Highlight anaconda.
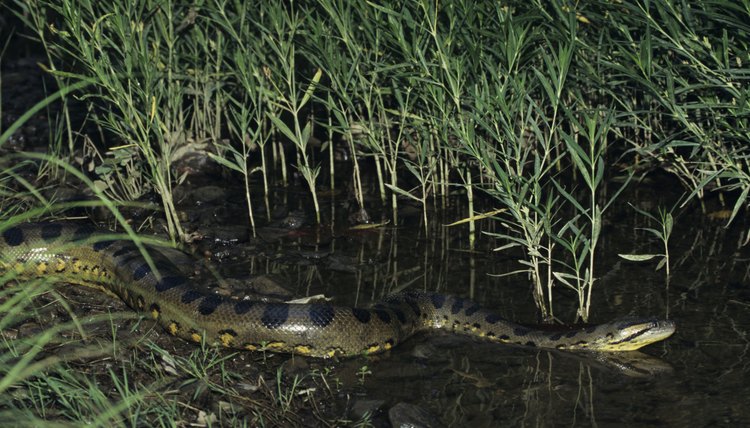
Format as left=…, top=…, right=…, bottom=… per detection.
left=0, top=223, right=676, bottom=357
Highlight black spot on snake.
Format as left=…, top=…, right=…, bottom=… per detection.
left=41, top=224, right=63, bottom=241
left=485, top=313, right=503, bottom=324
left=132, top=263, right=152, bottom=281
left=430, top=294, right=446, bottom=309
left=112, top=246, right=136, bottom=258
left=565, top=331, right=579, bottom=338
left=352, top=308, right=371, bottom=323
left=404, top=296, right=421, bottom=317
left=393, top=308, right=406, bottom=324
left=309, top=304, right=335, bottom=328
left=2, top=227, right=23, bottom=247
left=465, top=303, right=481, bottom=316
left=375, top=309, right=391, bottom=324
left=198, top=294, right=222, bottom=316
left=180, top=289, right=204, bottom=304
left=451, top=298, right=465, bottom=315
left=513, top=327, right=530, bottom=336
left=261, top=304, right=289, bottom=329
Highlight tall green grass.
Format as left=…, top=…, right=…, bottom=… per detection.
left=0, top=76, right=320, bottom=426
left=9, top=0, right=750, bottom=320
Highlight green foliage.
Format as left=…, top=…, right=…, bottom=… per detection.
left=3, top=2, right=741, bottom=424
left=9, top=0, right=750, bottom=317
left=619, top=204, right=676, bottom=278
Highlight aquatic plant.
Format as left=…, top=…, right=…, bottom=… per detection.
left=9, top=0, right=749, bottom=319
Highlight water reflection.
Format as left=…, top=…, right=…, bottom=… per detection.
left=190, top=183, right=750, bottom=426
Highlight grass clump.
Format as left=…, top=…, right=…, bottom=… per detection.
left=8, top=0, right=750, bottom=317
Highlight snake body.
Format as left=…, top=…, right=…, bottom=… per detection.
left=0, top=223, right=675, bottom=357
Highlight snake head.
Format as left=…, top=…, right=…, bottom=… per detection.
left=600, top=317, right=676, bottom=351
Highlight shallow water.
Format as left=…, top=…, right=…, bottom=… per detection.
left=188, top=179, right=749, bottom=427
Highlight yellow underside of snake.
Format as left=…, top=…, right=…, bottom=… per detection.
left=0, top=223, right=676, bottom=358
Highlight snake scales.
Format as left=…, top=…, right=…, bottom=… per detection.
left=0, top=223, right=676, bottom=357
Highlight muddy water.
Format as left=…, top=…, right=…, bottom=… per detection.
left=186, top=180, right=749, bottom=427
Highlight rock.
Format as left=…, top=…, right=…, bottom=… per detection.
left=350, top=399, right=385, bottom=421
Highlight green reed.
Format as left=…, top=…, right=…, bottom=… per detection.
left=11, top=0, right=750, bottom=319
left=620, top=204, right=676, bottom=279
left=17, top=1, right=190, bottom=241
left=0, top=30, right=9, bottom=137
left=600, top=1, right=750, bottom=217
left=261, top=8, right=324, bottom=223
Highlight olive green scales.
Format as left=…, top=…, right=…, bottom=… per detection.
left=1, top=223, right=676, bottom=358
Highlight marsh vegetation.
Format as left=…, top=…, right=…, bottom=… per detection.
left=1, top=0, right=749, bottom=426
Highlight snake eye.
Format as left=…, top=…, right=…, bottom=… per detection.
left=620, top=320, right=654, bottom=337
